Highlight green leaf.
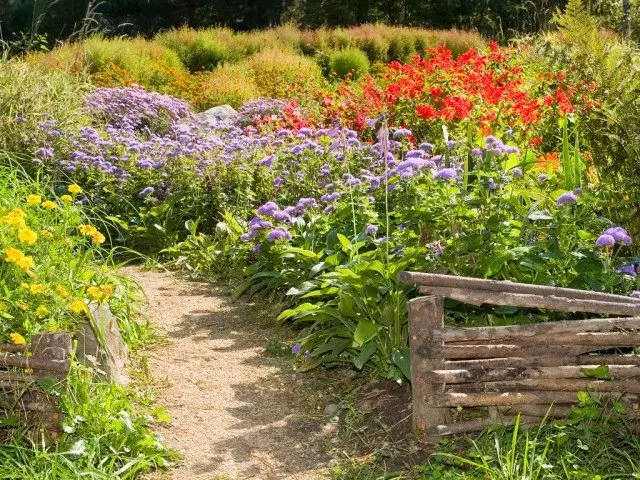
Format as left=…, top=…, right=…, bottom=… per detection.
left=286, top=281, right=318, bottom=296
left=392, top=348, right=411, bottom=380
left=353, top=342, right=378, bottom=370
left=353, top=320, right=378, bottom=346
left=580, top=364, right=611, bottom=380
left=337, top=233, right=352, bottom=252
left=338, top=291, right=356, bottom=317
left=528, top=210, right=553, bottom=221
left=277, top=303, right=317, bottom=321
left=280, top=247, right=319, bottom=259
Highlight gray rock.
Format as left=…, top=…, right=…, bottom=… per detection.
left=324, top=403, right=341, bottom=417
left=199, top=105, right=239, bottom=123
left=75, top=303, right=130, bottom=385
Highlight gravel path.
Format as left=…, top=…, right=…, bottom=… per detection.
left=126, top=268, right=332, bottom=480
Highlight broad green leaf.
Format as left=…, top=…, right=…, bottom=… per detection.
left=392, top=348, right=411, bottom=380
left=353, top=342, right=378, bottom=370
left=353, top=320, right=378, bottom=346
left=580, top=365, right=611, bottom=380
left=286, top=281, right=318, bottom=296
left=337, top=233, right=352, bottom=252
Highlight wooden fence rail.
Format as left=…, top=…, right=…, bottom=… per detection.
left=0, top=332, right=72, bottom=437
left=399, top=272, right=640, bottom=436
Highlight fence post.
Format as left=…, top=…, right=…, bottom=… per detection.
left=408, top=295, right=448, bottom=434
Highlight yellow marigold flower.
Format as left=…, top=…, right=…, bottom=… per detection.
left=92, top=232, right=106, bottom=245
left=26, top=195, right=42, bottom=206
left=35, top=305, right=49, bottom=318
left=86, top=285, right=103, bottom=301
left=18, top=228, right=38, bottom=245
left=79, top=224, right=96, bottom=236
left=41, top=200, right=57, bottom=210
left=100, top=284, right=114, bottom=299
left=55, top=285, right=70, bottom=298
left=16, top=255, right=35, bottom=271
left=68, top=184, right=83, bottom=195
left=69, top=300, right=87, bottom=314
left=4, top=247, right=24, bottom=263
left=1, top=209, right=27, bottom=229
left=40, top=230, right=54, bottom=240
left=60, top=195, right=73, bottom=203
left=29, top=283, right=45, bottom=295
left=9, top=208, right=25, bottom=218
left=9, top=332, right=26, bottom=346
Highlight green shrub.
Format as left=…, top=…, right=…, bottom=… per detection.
left=0, top=60, right=89, bottom=155
left=327, top=47, right=371, bottom=80
left=156, top=27, right=231, bottom=71
left=199, top=63, right=259, bottom=109
left=246, top=48, right=323, bottom=98
left=386, top=32, right=417, bottom=61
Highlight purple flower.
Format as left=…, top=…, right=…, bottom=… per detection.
left=446, top=140, right=456, bottom=149
left=257, top=201, right=279, bottom=216
left=603, top=227, right=632, bottom=245
left=617, top=264, right=637, bottom=277
left=258, top=155, right=275, bottom=167
left=419, top=142, right=433, bottom=152
left=252, top=243, right=262, bottom=254
left=393, top=128, right=412, bottom=138
left=631, top=291, right=640, bottom=298
left=487, top=179, right=498, bottom=190
left=272, top=210, right=292, bottom=222
left=291, top=343, right=303, bottom=355
left=595, top=234, right=615, bottom=247
left=573, top=187, right=583, bottom=195
left=511, top=167, right=523, bottom=178
left=471, top=148, right=483, bottom=157
left=365, top=224, right=378, bottom=236
left=138, top=186, right=155, bottom=198
left=433, top=168, right=457, bottom=181
left=557, top=192, right=577, bottom=206
left=267, top=227, right=292, bottom=242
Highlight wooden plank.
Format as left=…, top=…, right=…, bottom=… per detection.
left=409, top=296, right=449, bottom=432
left=455, top=378, right=640, bottom=394
left=447, top=354, right=640, bottom=370
left=0, top=345, right=26, bottom=353
left=429, top=344, right=596, bottom=360
left=443, top=331, right=640, bottom=347
left=434, top=415, right=542, bottom=436
left=419, top=286, right=640, bottom=316
left=398, top=272, right=640, bottom=305
left=426, top=391, right=630, bottom=408
left=497, top=404, right=574, bottom=418
left=428, top=365, right=640, bottom=384
left=0, top=353, right=70, bottom=372
left=438, top=318, right=640, bottom=343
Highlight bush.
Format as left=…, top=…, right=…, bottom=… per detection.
left=386, top=32, right=417, bottom=61
left=246, top=48, right=323, bottom=98
left=198, top=63, right=259, bottom=109
left=156, top=27, right=232, bottom=72
left=327, top=48, right=371, bottom=80
left=0, top=60, right=89, bottom=155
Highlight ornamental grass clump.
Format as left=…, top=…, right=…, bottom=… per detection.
left=156, top=27, right=232, bottom=72
left=327, top=47, right=371, bottom=80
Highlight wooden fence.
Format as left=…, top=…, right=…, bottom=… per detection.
left=398, top=272, right=640, bottom=436
left=0, top=332, right=72, bottom=437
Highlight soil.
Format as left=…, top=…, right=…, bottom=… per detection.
left=126, top=267, right=427, bottom=480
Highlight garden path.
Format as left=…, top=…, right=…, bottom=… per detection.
left=127, top=267, right=332, bottom=480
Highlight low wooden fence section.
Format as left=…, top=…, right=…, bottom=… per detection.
left=398, top=272, right=640, bottom=436
left=0, top=332, right=72, bottom=436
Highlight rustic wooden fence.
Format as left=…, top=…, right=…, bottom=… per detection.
left=0, top=332, right=72, bottom=437
left=398, top=272, right=640, bottom=436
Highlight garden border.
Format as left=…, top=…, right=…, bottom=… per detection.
left=399, top=272, right=640, bottom=436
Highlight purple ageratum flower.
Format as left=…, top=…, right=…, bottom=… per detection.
left=573, top=187, right=583, bottom=195
left=273, top=177, right=284, bottom=187
left=343, top=175, right=362, bottom=187
left=298, top=127, right=313, bottom=136
left=419, top=142, right=434, bottom=152
left=277, top=129, right=293, bottom=137
left=297, top=197, right=318, bottom=209
left=557, top=192, right=578, bottom=206
left=138, top=186, right=155, bottom=198
left=603, top=227, right=632, bottom=245
left=595, top=234, right=615, bottom=247
left=272, top=210, right=292, bottom=223
left=252, top=243, right=262, bottom=254
left=617, top=264, right=637, bottom=277
left=393, top=128, right=412, bottom=139
left=267, top=227, right=292, bottom=243
left=291, top=343, right=302, bottom=355
left=365, top=224, right=378, bottom=236
left=323, top=205, right=334, bottom=214
left=433, top=168, right=457, bottom=181
left=446, top=140, right=456, bottom=149
left=538, top=173, right=548, bottom=182
left=631, top=291, right=640, bottom=298
left=487, top=179, right=498, bottom=190
left=405, top=149, right=424, bottom=158
left=249, top=217, right=273, bottom=230
left=471, top=148, right=483, bottom=157
left=258, top=155, right=275, bottom=167
left=257, top=201, right=279, bottom=216
left=511, top=167, right=523, bottom=178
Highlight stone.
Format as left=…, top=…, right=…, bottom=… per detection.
left=199, top=105, right=239, bottom=123
left=323, top=403, right=341, bottom=417
left=75, top=303, right=130, bottom=385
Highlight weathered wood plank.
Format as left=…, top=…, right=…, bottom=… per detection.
left=398, top=272, right=640, bottom=305
left=426, top=391, right=633, bottom=408
left=429, top=344, right=597, bottom=360
left=427, top=365, right=640, bottom=384
left=455, top=378, right=640, bottom=394
left=419, top=286, right=640, bottom=316
left=446, top=354, right=640, bottom=370
left=409, top=296, right=449, bottom=432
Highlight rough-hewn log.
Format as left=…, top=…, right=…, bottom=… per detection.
left=399, top=272, right=640, bottom=305
left=429, top=344, right=596, bottom=360
left=434, top=415, right=542, bottom=435
left=438, top=318, right=640, bottom=343
left=0, top=353, right=70, bottom=372
left=446, top=332, right=640, bottom=347
left=419, top=286, right=640, bottom=316
left=428, top=365, right=640, bottom=384
left=497, top=404, right=574, bottom=418
left=0, top=345, right=26, bottom=353
left=446, top=354, right=640, bottom=370
left=0, top=371, right=34, bottom=382
left=426, top=391, right=626, bottom=407
left=409, top=296, right=449, bottom=432
left=453, top=378, right=640, bottom=394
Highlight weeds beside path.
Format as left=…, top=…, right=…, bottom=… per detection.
left=126, top=267, right=333, bottom=480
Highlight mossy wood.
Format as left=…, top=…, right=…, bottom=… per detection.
left=401, top=272, right=640, bottom=436
left=0, top=332, right=71, bottom=437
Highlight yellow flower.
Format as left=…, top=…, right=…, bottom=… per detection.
left=46, top=321, right=60, bottom=332
left=60, top=195, right=73, bottom=203
left=100, top=284, right=114, bottom=300
left=55, top=285, right=70, bottom=299
left=16, top=255, right=35, bottom=271
left=18, top=228, right=38, bottom=245
left=15, top=301, right=28, bottom=311
left=92, top=231, right=106, bottom=245
left=68, top=184, right=83, bottom=195
left=79, top=224, right=106, bottom=245
left=9, top=332, right=26, bottom=345
left=40, top=230, right=54, bottom=240
left=4, top=247, right=24, bottom=263
left=41, top=200, right=57, bottom=210
left=69, top=300, right=87, bottom=314
left=35, top=305, right=49, bottom=318
left=86, top=285, right=103, bottom=302
left=1, top=209, right=27, bottom=229
left=26, top=195, right=42, bottom=206
left=29, top=283, right=45, bottom=295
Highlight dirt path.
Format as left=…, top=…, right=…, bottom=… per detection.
left=126, top=267, right=333, bottom=480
